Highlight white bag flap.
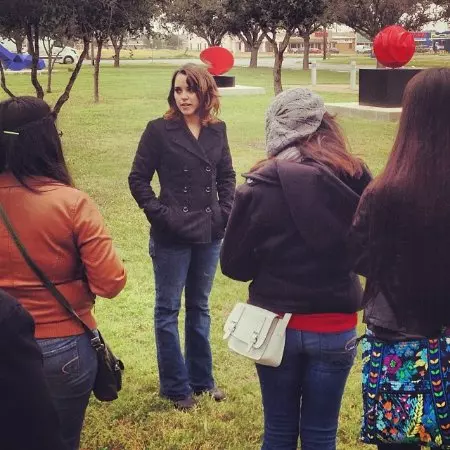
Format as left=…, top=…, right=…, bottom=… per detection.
left=223, top=303, right=279, bottom=349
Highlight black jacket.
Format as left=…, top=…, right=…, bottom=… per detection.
left=129, top=118, right=236, bottom=244
left=350, top=191, right=444, bottom=339
left=0, top=289, right=66, bottom=450
left=221, top=159, right=372, bottom=314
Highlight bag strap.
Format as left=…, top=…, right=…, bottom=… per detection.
left=274, top=313, right=292, bottom=336
left=0, top=204, right=101, bottom=347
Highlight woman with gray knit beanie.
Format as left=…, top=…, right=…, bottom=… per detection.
left=221, top=88, right=372, bottom=450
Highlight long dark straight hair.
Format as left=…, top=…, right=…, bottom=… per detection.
left=361, top=68, right=450, bottom=319
left=0, top=96, right=73, bottom=190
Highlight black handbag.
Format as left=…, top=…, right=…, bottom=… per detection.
left=0, top=205, right=124, bottom=402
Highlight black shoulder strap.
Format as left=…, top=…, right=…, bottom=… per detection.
left=0, top=204, right=96, bottom=340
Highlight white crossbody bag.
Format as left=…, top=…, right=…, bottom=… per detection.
left=223, top=303, right=292, bottom=367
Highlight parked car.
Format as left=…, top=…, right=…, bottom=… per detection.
left=356, top=44, right=372, bottom=54
left=309, top=48, right=322, bottom=54
left=328, top=47, right=340, bottom=54
left=39, top=41, right=79, bottom=64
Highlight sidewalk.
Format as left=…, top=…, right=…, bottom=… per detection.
left=286, top=84, right=358, bottom=93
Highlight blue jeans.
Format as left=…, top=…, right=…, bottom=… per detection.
left=256, top=328, right=356, bottom=450
left=150, top=238, right=221, bottom=400
left=37, top=332, right=98, bottom=450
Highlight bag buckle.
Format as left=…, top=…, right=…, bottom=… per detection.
left=223, top=321, right=237, bottom=340
left=246, top=331, right=259, bottom=352
left=91, top=336, right=105, bottom=352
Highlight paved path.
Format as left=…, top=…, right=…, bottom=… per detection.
left=87, top=57, right=375, bottom=72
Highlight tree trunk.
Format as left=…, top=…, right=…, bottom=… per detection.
left=250, top=46, right=258, bottom=68
left=47, top=52, right=53, bottom=94
left=273, top=46, right=283, bottom=95
left=53, top=37, right=90, bottom=116
left=303, top=36, right=311, bottom=70
left=26, top=24, right=44, bottom=99
left=13, top=36, right=24, bottom=54
left=94, top=37, right=103, bottom=103
left=322, top=26, right=327, bottom=60
left=91, top=38, right=95, bottom=66
left=111, top=35, right=124, bottom=68
left=0, top=62, right=15, bottom=97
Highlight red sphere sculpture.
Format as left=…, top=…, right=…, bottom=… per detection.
left=373, top=25, right=416, bottom=68
left=200, top=47, right=234, bottom=76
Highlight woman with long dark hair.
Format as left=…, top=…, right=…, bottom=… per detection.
left=351, top=68, right=450, bottom=450
left=129, top=64, right=236, bottom=410
left=221, top=88, right=371, bottom=449
left=0, top=96, right=126, bottom=450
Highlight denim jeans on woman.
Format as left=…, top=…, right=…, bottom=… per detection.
left=37, top=332, right=98, bottom=450
left=150, top=238, right=221, bottom=400
left=256, top=328, right=356, bottom=450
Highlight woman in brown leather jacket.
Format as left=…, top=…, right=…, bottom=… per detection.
left=0, top=96, right=126, bottom=450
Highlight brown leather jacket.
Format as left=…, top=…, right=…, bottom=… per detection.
left=0, top=173, right=126, bottom=338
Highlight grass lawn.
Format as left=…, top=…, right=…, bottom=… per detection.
left=1, top=65, right=397, bottom=450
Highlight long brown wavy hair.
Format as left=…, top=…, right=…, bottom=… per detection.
left=251, top=112, right=364, bottom=176
left=164, top=64, right=220, bottom=126
left=356, top=68, right=450, bottom=322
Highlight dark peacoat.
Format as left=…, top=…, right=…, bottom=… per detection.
left=129, top=117, right=236, bottom=244
left=221, top=159, right=372, bottom=314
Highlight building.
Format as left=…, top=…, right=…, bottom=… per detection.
left=187, top=28, right=357, bottom=54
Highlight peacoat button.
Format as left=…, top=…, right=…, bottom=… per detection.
left=183, top=168, right=189, bottom=173
left=182, top=206, right=189, bottom=213
left=183, top=186, right=188, bottom=193
left=205, top=166, right=211, bottom=172
left=205, top=186, right=211, bottom=193
left=205, top=206, right=212, bottom=213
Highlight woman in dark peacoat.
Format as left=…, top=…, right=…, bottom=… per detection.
left=129, top=64, right=235, bottom=410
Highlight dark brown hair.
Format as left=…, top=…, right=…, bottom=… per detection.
left=358, top=68, right=450, bottom=320
left=252, top=112, right=364, bottom=176
left=164, top=64, right=220, bottom=125
left=0, top=96, right=73, bottom=190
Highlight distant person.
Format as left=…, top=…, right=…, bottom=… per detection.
left=221, top=88, right=372, bottom=449
left=433, top=40, right=437, bottom=54
left=0, top=289, right=66, bottom=450
left=0, top=96, right=127, bottom=450
left=129, top=64, right=236, bottom=410
left=351, top=68, right=450, bottom=450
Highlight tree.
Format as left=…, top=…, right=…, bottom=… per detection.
left=166, top=0, right=229, bottom=47
left=225, top=0, right=265, bottom=68
left=108, top=0, right=158, bottom=68
left=0, top=0, right=91, bottom=114
left=335, top=0, right=439, bottom=41
left=83, top=0, right=156, bottom=101
left=257, top=0, right=328, bottom=94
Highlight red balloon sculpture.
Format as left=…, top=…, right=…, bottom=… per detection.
left=373, top=25, right=416, bottom=68
left=200, top=47, right=234, bottom=76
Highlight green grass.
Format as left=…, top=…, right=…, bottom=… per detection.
left=1, top=65, right=397, bottom=450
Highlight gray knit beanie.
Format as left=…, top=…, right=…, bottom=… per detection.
left=265, top=88, right=326, bottom=157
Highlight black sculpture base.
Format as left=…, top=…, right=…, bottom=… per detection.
left=359, top=68, right=422, bottom=108
left=213, top=75, right=235, bottom=88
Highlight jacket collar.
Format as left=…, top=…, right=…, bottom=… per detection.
left=165, top=119, right=222, bottom=164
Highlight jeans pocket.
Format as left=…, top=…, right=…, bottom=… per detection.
left=320, top=329, right=357, bottom=369
left=38, top=336, right=80, bottom=380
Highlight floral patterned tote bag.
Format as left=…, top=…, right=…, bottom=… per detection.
left=361, top=335, right=450, bottom=448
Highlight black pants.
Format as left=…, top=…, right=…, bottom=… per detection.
left=377, top=445, right=421, bottom=450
